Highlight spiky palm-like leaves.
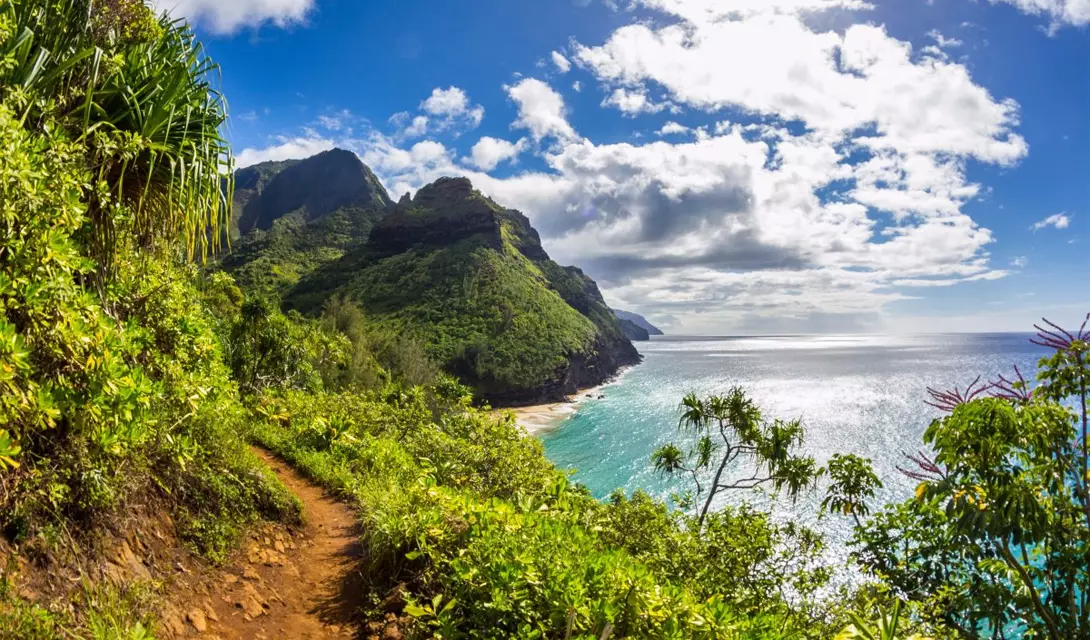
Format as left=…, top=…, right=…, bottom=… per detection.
left=0, top=0, right=233, bottom=269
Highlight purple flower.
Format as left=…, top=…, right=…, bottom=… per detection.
left=925, top=376, right=988, bottom=413
left=1030, top=314, right=1090, bottom=352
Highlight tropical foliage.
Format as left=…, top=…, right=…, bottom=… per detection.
left=852, top=317, right=1090, bottom=639
left=0, top=0, right=232, bottom=268
left=4, top=1, right=1090, bottom=639
left=250, top=382, right=856, bottom=638
left=652, top=388, right=821, bottom=525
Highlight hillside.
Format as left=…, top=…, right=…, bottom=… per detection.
left=286, top=176, right=641, bottom=405
left=615, top=309, right=664, bottom=336
left=222, top=150, right=394, bottom=297
left=619, top=318, right=651, bottom=341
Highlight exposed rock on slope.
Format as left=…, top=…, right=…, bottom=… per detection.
left=287, top=177, right=641, bottom=405
left=222, top=149, right=394, bottom=297
left=619, top=318, right=651, bottom=342
left=233, top=149, right=392, bottom=234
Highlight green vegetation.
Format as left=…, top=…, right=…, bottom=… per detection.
left=4, top=2, right=1090, bottom=639
left=653, top=389, right=821, bottom=526
left=285, top=177, right=640, bottom=404
left=222, top=149, right=393, bottom=297
left=249, top=382, right=857, bottom=638
left=851, top=321, right=1090, bottom=638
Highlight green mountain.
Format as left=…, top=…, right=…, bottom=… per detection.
left=222, top=149, right=394, bottom=297
left=286, top=176, right=641, bottom=405
left=615, top=309, right=664, bottom=338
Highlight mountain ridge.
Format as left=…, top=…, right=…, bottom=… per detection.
left=282, top=173, right=641, bottom=405
left=615, top=309, right=664, bottom=336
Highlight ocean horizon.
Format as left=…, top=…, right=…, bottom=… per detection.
left=542, top=332, right=1051, bottom=571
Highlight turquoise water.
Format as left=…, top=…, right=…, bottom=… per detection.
left=542, top=333, right=1050, bottom=561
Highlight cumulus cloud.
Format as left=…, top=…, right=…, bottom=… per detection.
left=151, top=0, right=313, bottom=34
left=988, top=0, right=1090, bottom=27
left=389, top=87, right=484, bottom=139
left=601, top=87, right=669, bottom=116
left=467, top=137, right=528, bottom=171
left=575, top=6, right=1027, bottom=164
left=657, top=121, right=691, bottom=136
left=1011, top=256, right=1029, bottom=268
left=1031, top=212, right=1071, bottom=231
left=251, top=0, right=1034, bottom=332
left=506, top=78, right=579, bottom=142
left=551, top=51, right=572, bottom=73
left=420, top=86, right=485, bottom=129
left=236, top=136, right=334, bottom=168
left=927, top=29, right=963, bottom=48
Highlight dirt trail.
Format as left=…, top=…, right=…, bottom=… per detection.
left=164, top=449, right=371, bottom=639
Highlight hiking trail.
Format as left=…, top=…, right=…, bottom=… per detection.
left=162, top=449, right=398, bottom=639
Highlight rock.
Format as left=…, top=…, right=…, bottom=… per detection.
left=161, top=611, right=188, bottom=636
left=204, top=602, right=220, bottom=622
left=381, top=584, right=407, bottom=613
left=242, top=567, right=260, bottom=581
left=116, top=540, right=151, bottom=580
left=382, top=625, right=404, bottom=640
left=186, top=608, right=208, bottom=633
left=236, top=581, right=267, bottom=619
left=273, top=540, right=286, bottom=553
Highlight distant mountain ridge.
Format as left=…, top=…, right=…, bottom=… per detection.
left=615, top=310, right=664, bottom=337
left=221, top=150, right=394, bottom=297
left=233, top=149, right=392, bottom=234
left=284, top=174, right=641, bottom=405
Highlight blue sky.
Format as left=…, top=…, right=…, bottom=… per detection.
left=159, top=0, right=1088, bottom=334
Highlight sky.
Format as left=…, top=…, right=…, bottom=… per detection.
left=156, top=0, right=1089, bottom=334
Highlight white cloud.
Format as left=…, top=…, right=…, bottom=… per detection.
left=1011, top=256, right=1029, bottom=268
left=657, top=121, right=691, bottom=136
left=422, top=87, right=478, bottom=121
left=1031, top=212, right=1071, bottom=231
left=236, top=136, right=334, bottom=168
left=389, top=88, right=484, bottom=139
left=151, top=0, right=313, bottom=34
left=988, top=0, right=1090, bottom=27
left=927, top=29, right=963, bottom=48
left=404, top=115, right=430, bottom=138
left=505, top=78, right=579, bottom=142
left=551, top=51, right=572, bottom=73
left=467, top=137, right=528, bottom=171
left=266, top=0, right=1034, bottom=332
left=575, top=7, right=1027, bottom=164
left=572, top=81, right=583, bottom=92
left=601, top=87, right=669, bottom=116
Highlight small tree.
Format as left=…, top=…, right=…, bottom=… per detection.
left=855, top=315, right=1090, bottom=639
left=652, top=387, right=821, bottom=526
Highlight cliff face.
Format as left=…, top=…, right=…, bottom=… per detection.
left=614, top=309, right=664, bottom=336
left=619, top=319, right=651, bottom=342
left=235, top=149, right=392, bottom=234
left=287, top=176, right=641, bottom=406
left=221, top=149, right=394, bottom=298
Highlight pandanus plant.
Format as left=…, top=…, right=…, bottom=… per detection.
left=0, top=0, right=233, bottom=271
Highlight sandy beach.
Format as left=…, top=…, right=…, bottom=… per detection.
left=504, top=369, right=634, bottom=435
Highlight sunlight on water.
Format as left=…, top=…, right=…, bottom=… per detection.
left=542, top=333, right=1050, bottom=578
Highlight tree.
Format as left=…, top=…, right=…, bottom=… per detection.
left=854, top=315, right=1090, bottom=639
left=0, top=0, right=233, bottom=270
left=652, top=387, right=821, bottom=526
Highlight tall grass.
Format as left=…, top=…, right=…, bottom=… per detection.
left=0, top=0, right=233, bottom=269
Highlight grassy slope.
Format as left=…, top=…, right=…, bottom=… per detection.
left=222, top=206, right=382, bottom=298
left=292, top=224, right=599, bottom=398
left=285, top=181, right=636, bottom=403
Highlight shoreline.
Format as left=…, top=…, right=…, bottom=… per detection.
left=504, top=366, right=636, bottom=436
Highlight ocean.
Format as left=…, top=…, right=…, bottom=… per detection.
left=541, top=333, right=1052, bottom=567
